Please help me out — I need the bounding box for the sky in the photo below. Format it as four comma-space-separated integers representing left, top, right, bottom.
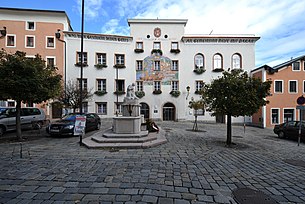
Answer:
1, 0, 305, 67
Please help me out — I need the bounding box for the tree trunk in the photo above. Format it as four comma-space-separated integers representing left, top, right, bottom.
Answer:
16, 100, 22, 140
226, 114, 232, 146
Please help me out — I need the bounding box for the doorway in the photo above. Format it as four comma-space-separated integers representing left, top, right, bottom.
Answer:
163, 103, 175, 121
140, 102, 150, 119
51, 102, 62, 118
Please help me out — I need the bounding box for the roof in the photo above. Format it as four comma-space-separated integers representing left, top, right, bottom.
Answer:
128, 19, 188, 26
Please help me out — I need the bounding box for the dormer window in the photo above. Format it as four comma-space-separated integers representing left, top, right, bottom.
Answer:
27, 21, 35, 30
153, 42, 161, 49
292, 62, 300, 71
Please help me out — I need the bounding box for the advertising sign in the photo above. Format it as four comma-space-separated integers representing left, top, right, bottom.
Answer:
74, 115, 86, 136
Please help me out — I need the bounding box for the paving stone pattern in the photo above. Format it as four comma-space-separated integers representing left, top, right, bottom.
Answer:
1, 120, 305, 203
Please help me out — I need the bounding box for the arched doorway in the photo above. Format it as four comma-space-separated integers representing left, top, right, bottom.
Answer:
163, 103, 175, 121
140, 102, 150, 119
52, 101, 62, 119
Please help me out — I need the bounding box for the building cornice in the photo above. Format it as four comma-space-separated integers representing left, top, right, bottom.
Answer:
64, 31, 132, 43
128, 19, 188, 26
182, 35, 260, 44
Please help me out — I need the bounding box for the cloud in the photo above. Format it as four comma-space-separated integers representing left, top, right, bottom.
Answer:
75, 0, 103, 19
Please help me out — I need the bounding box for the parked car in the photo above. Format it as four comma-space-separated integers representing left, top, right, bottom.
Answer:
46, 113, 101, 136
273, 121, 305, 140
0, 107, 46, 136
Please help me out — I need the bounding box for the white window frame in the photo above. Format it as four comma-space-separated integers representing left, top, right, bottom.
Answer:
77, 52, 88, 64
6, 34, 16, 47
274, 80, 283, 94
172, 60, 178, 71
271, 108, 280, 125
136, 81, 143, 91
96, 79, 106, 91
171, 81, 179, 91
292, 61, 300, 71
154, 61, 160, 71
96, 102, 107, 115
154, 81, 161, 91
25, 35, 35, 48
46, 56, 56, 67
116, 79, 125, 92
194, 54, 204, 69
115, 54, 125, 65
153, 42, 161, 49
96, 53, 106, 65
171, 42, 178, 50
213, 54, 223, 69
283, 108, 295, 123
136, 60, 143, 71
46, 36, 55, 49
26, 21, 35, 31
78, 78, 88, 91
232, 53, 241, 69
288, 80, 298, 94
136, 42, 143, 49
196, 81, 204, 92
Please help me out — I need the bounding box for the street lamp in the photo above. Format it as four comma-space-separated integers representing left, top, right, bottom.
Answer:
186, 86, 190, 100
0, 27, 6, 38
55, 29, 67, 108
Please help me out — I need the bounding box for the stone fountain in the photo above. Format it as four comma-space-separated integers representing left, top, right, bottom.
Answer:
83, 83, 167, 149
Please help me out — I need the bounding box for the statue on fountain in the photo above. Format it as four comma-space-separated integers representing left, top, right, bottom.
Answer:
126, 83, 138, 100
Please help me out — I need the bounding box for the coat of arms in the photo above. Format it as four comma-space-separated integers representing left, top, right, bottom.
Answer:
154, 27, 161, 38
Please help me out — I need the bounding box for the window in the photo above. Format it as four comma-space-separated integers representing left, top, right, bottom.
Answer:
136, 81, 143, 91
136, 60, 143, 70
96, 102, 107, 114
289, 80, 297, 93
213, 54, 223, 69
274, 80, 283, 93
25, 36, 35, 48
6, 35, 15, 47
136, 42, 143, 49
114, 102, 123, 114
171, 81, 179, 91
78, 78, 88, 91
82, 102, 88, 113
283, 109, 294, 123
115, 54, 125, 65
194, 54, 204, 69
154, 61, 160, 71
196, 81, 204, 92
153, 42, 161, 49
154, 81, 161, 91
292, 62, 300, 71
96, 79, 106, 91
171, 42, 178, 50
77, 52, 88, 64
96, 53, 106, 65
303, 80, 305, 93
46, 37, 55, 48
26, 21, 35, 30
232, 53, 241, 69
271, 109, 279, 124
46, 57, 55, 67
116, 79, 125, 92
172, 60, 178, 70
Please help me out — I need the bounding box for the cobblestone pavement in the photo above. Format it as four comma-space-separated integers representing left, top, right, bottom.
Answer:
1, 120, 305, 204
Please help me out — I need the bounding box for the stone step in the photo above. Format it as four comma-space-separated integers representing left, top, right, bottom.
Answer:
103, 129, 149, 138
91, 133, 157, 143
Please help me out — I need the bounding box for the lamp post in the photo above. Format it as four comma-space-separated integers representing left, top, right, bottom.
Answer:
79, 0, 85, 145
55, 29, 67, 111
116, 66, 119, 116
0, 27, 6, 38
186, 86, 190, 100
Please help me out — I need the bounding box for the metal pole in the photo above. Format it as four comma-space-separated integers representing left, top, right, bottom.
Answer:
79, 0, 84, 145
116, 67, 119, 116
298, 109, 302, 146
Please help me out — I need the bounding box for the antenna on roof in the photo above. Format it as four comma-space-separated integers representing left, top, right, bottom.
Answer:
209, 30, 213, 35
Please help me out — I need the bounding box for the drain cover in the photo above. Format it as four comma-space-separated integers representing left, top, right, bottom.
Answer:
232, 188, 278, 204
284, 159, 305, 168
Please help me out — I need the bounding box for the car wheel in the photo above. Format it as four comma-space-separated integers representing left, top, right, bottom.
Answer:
278, 131, 285, 138
96, 123, 101, 130
0, 126, 4, 137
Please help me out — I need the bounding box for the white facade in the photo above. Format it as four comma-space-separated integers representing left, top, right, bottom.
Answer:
65, 19, 259, 122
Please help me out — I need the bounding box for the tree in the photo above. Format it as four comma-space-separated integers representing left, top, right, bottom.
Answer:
189, 97, 205, 131
58, 79, 93, 113
0, 50, 62, 140
203, 69, 271, 146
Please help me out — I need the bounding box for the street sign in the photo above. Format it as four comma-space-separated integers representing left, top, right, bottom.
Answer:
297, 95, 305, 105
296, 105, 305, 110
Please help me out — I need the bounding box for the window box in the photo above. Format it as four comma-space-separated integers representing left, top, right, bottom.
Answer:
94, 90, 107, 96
193, 67, 206, 74
94, 64, 107, 69
170, 90, 180, 97
153, 90, 162, 95
134, 48, 144, 53
113, 91, 126, 95
75, 62, 88, 67
151, 49, 163, 56
194, 90, 203, 95
212, 68, 224, 72
113, 64, 126, 68
170, 49, 180, 54
135, 91, 145, 98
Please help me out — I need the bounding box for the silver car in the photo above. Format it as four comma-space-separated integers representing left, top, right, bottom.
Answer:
0, 107, 46, 136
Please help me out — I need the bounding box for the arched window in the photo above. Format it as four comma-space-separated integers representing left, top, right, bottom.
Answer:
213, 53, 223, 70
232, 53, 241, 69
194, 54, 204, 69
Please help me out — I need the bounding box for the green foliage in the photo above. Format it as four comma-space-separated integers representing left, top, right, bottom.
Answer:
0, 49, 62, 104
94, 90, 107, 96
188, 98, 205, 110
204, 69, 271, 117
135, 91, 145, 98
170, 90, 180, 97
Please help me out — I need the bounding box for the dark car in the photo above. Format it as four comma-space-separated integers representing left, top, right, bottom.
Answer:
47, 113, 101, 136
273, 121, 305, 140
